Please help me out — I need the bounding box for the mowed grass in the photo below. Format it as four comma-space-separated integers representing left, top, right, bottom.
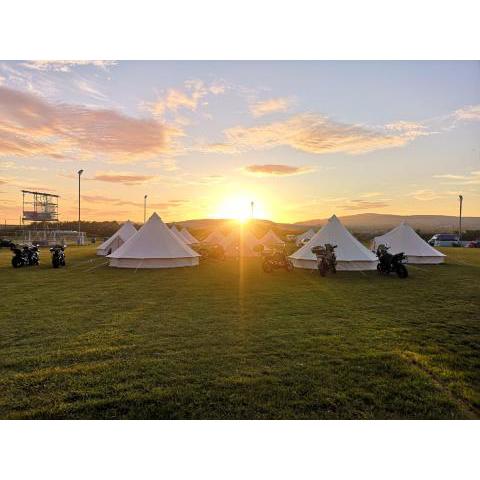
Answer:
0, 245, 479, 419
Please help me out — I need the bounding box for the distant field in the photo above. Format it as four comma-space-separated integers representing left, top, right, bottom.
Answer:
0, 246, 479, 419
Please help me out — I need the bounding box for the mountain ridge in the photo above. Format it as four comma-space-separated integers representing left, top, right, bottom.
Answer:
177, 213, 480, 233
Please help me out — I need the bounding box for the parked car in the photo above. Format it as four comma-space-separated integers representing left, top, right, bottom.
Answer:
466, 240, 480, 248
428, 233, 460, 247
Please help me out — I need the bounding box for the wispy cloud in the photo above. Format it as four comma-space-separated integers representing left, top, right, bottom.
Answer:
91, 172, 157, 185
339, 199, 390, 210
407, 189, 444, 201
250, 97, 293, 117
243, 164, 314, 176
359, 191, 384, 198
74, 79, 106, 100
20, 61, 117, 72
384, 121, 429, 138
0, 86, 179, 162
434, 171, 480, 185
452, 104, 480, 122
147, 79, 225, 117
82, 194, 188, 210
199, 113, 427, 156
198, 174, 225, 184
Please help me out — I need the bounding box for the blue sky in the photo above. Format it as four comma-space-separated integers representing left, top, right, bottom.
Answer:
0, 60, 479, 222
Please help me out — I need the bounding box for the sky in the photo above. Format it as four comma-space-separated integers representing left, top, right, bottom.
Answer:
0, 60, 479, 224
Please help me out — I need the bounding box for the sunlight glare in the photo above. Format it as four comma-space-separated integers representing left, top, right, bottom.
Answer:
212, 194, 268, 222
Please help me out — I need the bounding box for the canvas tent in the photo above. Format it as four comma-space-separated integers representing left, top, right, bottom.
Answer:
296, 228, 316, 246
290, 215, 377, 271
180, 227, 199, 245
96, 220, 137, 256
222, 227, 260, 257
170, 224, 187, 244
258, 229, 284, 248
372, 221, 445, 264
108, 213, 200, 268
202, 229, 226, 245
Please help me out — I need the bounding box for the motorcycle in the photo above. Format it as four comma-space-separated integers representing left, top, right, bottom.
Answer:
50, 245, 66, 268
311, 244, 337, 276
195, 243, 226, 261
11, 244, 40, 268
376, 244, 408, 278
256, 244, 293, 273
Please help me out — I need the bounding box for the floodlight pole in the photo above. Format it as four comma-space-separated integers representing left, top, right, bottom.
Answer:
78, 169, 84, 244
144, 195, 148, 224
458, 195, 463, 243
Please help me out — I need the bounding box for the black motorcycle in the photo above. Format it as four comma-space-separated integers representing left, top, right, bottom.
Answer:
50, 245, 66, 268
255, 244, 293, 273
312, 244, 337, 276
376, 244, 408, 278
11, 244, 40, 268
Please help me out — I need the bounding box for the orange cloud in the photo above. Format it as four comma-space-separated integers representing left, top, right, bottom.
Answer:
202, 114, 427, 155
81, 194, 188, 211
0, 86, 178, 162
92, 173, 157, 185
250, 97, 292, 117
243, 164, 313, 176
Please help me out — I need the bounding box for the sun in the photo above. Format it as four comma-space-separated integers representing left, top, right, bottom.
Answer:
212, 195, 267, 222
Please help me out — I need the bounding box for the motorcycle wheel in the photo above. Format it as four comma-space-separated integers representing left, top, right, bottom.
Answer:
318, 262, 327, 277
285, 260, 293, 272
262, 261, 273, 273
53, 258, 60, 268
12, 257, 22, 268
331, 263, 337, 274
396, 264, 408, 279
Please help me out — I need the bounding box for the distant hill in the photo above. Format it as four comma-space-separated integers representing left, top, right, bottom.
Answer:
174, 214, 480, 237
294, 213, 480, 233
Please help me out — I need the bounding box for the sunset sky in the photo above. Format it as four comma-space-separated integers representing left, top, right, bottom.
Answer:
0, 60, 479, 224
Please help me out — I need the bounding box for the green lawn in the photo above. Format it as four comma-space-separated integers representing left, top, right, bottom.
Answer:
0, 245, 479, 419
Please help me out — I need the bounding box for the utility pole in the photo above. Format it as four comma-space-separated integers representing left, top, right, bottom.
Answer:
144, 195, 148, 223
251, 201, 254, 219
78, 169, 84, 244
458, 195, 463, 244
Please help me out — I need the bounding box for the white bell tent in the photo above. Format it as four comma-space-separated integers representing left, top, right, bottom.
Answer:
203, 229, 226, 245
222, 227, 260, 257
296, 228, 316, 245
180, 227, 199, 245
96, 220, 137, 256
372, 222, 445, 264
108, 213, 200, 268
170, 224, 187, 244
258, 229, 284, 248
290, 215, 377, 271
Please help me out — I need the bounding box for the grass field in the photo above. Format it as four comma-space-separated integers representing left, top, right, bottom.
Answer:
0, 245, 479, 419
